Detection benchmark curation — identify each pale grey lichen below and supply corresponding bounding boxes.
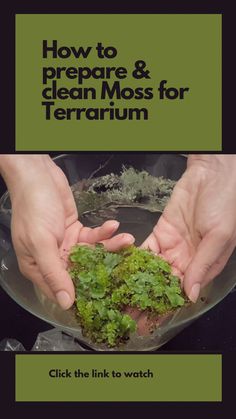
[71,166,176,218]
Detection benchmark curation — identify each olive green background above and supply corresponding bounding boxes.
[15,354,222,402]
[16,14,221,151]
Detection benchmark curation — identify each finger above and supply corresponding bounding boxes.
[153,221,194,272]
[33,236,75,310]
[101,233,135,251]
[161,246,192,274]
[171,266,184,284]
[153,220,182,251]
[18,260,56,302]
[60,222,83,254]
[141,234,184,284]
[141,232,160,253]
[201,242,235,287]
[184,231,231,302]
[78,220,120,243]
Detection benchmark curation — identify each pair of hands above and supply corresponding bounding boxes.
[1,154,236,309]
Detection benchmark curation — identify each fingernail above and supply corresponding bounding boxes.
[188,283,201,303]
[127,234,135,244]
[56,290,72,310]
[110,221,120,229]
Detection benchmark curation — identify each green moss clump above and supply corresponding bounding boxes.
[69,244,187,347]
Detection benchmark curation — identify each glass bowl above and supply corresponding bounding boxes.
[0,153,236,351]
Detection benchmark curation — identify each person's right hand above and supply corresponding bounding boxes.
[0,155,134,309]
[142,155,236,302]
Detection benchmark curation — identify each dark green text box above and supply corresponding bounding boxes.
[15,354,222,402]
[15,14,221,151]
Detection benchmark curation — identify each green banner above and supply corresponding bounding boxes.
[15,354,222,402]
[15,14,221,151]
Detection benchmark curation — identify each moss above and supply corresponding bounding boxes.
[71,166,176,216]
[69,244,188,347]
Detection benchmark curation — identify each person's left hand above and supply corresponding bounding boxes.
[141,155,236,303]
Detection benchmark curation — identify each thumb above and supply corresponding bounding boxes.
[33,236,75,310]
[184,230,229,303]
